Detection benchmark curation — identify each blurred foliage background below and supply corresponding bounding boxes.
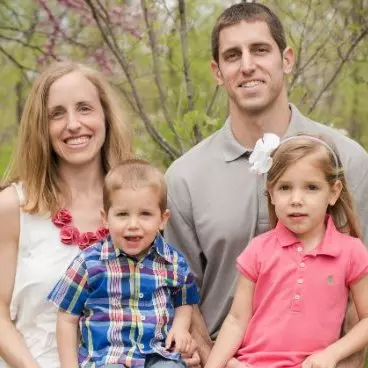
[0,0,367,177]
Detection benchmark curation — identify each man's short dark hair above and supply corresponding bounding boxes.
[211,2,287,63]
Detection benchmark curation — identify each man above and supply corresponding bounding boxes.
[165,2,368,367]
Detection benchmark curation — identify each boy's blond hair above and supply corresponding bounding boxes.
[103,159,167,213]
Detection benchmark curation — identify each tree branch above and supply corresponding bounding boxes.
[113,82,139,116]
[0,0,23,27]
[307,28,367,114]
[177,0,201,143]
[0,44,36,72]
[85,0,180,160]
[0,34,45,53]
[288,0,311,91]
[206,85,220,117]
[140,0,183,153]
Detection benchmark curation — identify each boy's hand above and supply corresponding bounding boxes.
[165,328,193,353]
[302,349,338,368]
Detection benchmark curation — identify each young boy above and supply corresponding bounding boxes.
[48,159,200,368]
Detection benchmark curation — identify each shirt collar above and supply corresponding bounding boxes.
[100,236,120,261]
[151,233,175,263]
[222,117,250,162]
[275,215,342,257]
[222,104,307,163]
[284,103,309,136]
[100,233,174,263]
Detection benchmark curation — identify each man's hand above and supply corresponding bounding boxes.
[182,350,201,368]
[336,350,366,368]
[302,349,338,368]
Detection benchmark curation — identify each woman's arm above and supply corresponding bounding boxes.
[205,275,255,368]
[0,187,40,368]
[57,311,80,368]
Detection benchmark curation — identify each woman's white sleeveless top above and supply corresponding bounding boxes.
[0,183,80,367]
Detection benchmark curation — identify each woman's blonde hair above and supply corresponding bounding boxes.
[4,61,132,214]
[266,134,361,238]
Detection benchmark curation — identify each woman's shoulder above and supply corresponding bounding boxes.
[0,185,20,247]
[0,185,20,217]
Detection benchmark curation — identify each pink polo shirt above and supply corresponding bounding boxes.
[236,216,368,368]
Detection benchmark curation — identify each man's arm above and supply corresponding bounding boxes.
[190,306,214,364]
[339,153,368,368]
[336,298,367,368]
[353,169,368,244]
[344,149,368,244]
[165,168,210,367]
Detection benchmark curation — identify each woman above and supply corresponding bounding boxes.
[0,61,132,367]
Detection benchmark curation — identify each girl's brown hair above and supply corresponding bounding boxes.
[266,134,361,238]
[4,61,132,214]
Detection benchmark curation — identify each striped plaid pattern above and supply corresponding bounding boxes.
[48,234,199,368]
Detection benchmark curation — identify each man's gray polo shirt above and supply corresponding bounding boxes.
[165,104,368,338]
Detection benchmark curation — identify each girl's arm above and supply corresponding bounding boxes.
[57,310,80,368]
[205,274,255,368]
[0,187,40,368]
[303,274,368,367]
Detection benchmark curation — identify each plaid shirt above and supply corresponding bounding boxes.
[47,234,199,368]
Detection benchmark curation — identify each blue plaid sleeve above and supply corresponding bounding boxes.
[47,253,89,315]
[172,255,200,308]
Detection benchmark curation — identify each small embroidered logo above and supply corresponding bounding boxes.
[327,275,334,285]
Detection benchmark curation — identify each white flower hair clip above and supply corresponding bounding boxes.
[249,133,280,174]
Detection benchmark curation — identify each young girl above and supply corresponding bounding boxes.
[205,134,368,368]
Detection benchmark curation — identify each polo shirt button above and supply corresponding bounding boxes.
[297,278,304,284]
[300,262,305,268]
[139,293,144,298]
[141,315,145,321]
[297,246,303,252]
[139,263,144,269]
[294,294,301,300]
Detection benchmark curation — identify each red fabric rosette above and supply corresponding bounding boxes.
[52,209,72,228]
[60,226,80,245]
[53,209,110,250]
